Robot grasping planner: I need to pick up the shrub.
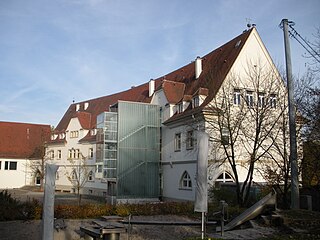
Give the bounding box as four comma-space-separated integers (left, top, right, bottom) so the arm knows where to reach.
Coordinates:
0, 190, 21, 221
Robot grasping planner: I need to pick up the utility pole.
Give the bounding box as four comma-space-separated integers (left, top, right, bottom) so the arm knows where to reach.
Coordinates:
281, 19, 299, 209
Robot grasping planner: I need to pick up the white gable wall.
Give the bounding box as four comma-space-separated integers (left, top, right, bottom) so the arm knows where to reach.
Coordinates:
205, 28, 287, 186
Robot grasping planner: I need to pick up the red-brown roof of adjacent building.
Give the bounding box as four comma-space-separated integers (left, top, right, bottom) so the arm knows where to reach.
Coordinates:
0, 122, 51, 159
54, 28, 253, 133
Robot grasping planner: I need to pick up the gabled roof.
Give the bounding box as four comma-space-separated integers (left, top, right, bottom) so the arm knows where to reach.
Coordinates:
0, 121, 51, 159
155, 28, 252, 106
54, 28, 254, 133
161, 80, 185, 104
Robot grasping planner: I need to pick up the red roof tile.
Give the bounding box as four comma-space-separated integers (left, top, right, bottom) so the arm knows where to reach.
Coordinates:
0, 122, 51, 159
161, 80, 185, 104
53, 28, 253, 133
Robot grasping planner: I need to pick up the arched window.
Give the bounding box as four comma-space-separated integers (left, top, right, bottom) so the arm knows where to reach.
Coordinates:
180, 171, 192, 189
88, 171, 94, 181
35, 171, 41, 185
216, 172, 234, 183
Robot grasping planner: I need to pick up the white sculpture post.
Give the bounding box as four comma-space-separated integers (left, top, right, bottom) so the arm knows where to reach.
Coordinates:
41, 164, 59, 240
194, 131, 209, 239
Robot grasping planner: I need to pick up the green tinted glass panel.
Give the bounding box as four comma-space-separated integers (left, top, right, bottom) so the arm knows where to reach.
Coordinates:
117, 101, 160, 199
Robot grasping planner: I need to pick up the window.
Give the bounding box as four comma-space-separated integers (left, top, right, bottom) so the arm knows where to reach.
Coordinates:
59, 133, 65, 139
233, 89, 241, 105
192, 96, 200, 108
4, 161, 17, 170
68, 149, 72, 159
186, 130, 194, 149
76, 149, 81, 159
90, 129, 97, 136
221, 128, 229, 145
270, 94, 277, 108
97, 165, 102, 173
57, 150, 61, 159
89, 148, 94, 158
88, 171, 94, 181
216, 172, 234, 183
35, 171, 41, 185
71, 170, 77, 180
246, 91, 254, 107
0, 161, 1, 170
50, 151, 54, 159
70, 130, 79, 138
180, 171, 192, 189
176, 103, 183, 113
174, 133, 181, 151
258, 92, 265, 107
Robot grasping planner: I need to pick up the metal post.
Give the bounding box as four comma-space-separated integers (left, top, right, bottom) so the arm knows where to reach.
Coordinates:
220, 200, 225, 237
281, 19, 299, 209
41, 164, 59, 240
201, 212, 205, 239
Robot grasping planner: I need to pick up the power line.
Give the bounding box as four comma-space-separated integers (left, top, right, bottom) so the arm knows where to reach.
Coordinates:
287, 24, 320, 64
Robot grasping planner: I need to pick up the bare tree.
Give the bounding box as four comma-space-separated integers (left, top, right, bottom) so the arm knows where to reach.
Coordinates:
205, 63, 287, 206
303, 27, 320, 75
27, 127, 53, 190
65, 152, 92, 205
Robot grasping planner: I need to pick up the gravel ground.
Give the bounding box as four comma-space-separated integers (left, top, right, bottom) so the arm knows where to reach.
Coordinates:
0, 216, 203, 240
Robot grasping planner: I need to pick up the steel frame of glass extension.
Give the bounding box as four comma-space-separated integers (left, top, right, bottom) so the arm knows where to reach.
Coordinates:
96, 101, 161, 200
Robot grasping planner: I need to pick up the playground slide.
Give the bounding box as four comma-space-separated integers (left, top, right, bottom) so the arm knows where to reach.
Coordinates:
217, 192, 276, 232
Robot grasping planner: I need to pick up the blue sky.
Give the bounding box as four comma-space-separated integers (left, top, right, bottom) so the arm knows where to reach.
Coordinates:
0, 0, 319, 127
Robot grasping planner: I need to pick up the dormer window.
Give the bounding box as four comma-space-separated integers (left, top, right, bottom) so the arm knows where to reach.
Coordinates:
192, 96, 200, 108
51, 134, 57, 140
177, 103, 183, 113
59, 133, 65, 139
90, 129, 97, 136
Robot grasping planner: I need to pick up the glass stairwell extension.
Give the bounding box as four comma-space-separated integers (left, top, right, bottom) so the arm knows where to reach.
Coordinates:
96, 101, 161, 201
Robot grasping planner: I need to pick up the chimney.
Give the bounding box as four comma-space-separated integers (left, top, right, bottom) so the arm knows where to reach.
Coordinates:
149, 79, 155, 97
195, 56, 202, 79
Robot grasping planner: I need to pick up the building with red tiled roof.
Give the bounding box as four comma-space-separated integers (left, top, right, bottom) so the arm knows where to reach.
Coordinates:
46, 27, 291, 203
0, 122, 51, 188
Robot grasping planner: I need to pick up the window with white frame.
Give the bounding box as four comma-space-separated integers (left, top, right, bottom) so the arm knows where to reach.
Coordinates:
192, 96, 200, 108
0, 161, 1, 170
180, 171, 192, 189
258, 92, 265, 107
246, 90, 254, 107
88, 171, 94, 181
76, 149, 81, 159
216, 172, 234, 183
174, 133, 181, 151
186, 130, 194, 149
4, 161, 17, 170
50, 150, 54, 159
177, 103, 183, 113
89, 148, 94, 158
68, 149, 72, 159
57, 150, 61, 159
72, 149, 76, 159
233, 89, 241, 105
270, 94, 277, 108
70, 130, 79, 138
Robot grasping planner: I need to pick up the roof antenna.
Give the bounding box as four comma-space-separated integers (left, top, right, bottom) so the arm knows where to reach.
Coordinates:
246, 18, 252, 28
